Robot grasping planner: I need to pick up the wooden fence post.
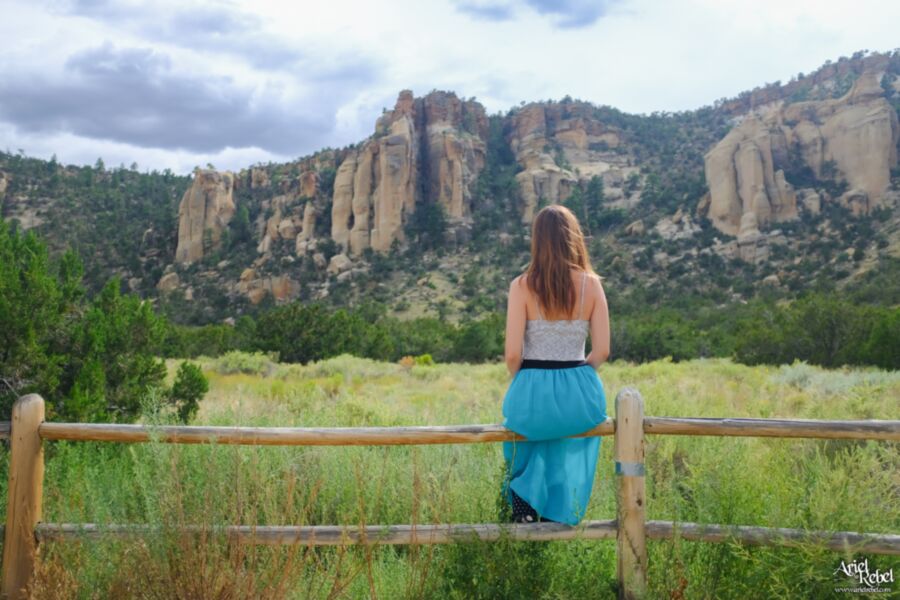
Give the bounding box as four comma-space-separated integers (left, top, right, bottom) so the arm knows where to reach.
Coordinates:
2, 394, 45, 600
615, 388, 647, 599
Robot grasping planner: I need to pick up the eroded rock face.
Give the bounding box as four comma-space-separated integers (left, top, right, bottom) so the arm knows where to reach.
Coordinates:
507, 101, 631, 222
175, 170, 236, 264
655, 209, 701, 240
703, 71, 899, 235
330, 90, 487, 254
0, 172, 8, 197
250, 168, 270, 189
299, 170, 317, 198
421, 92, 488, 219
236, 268, 299, 305
156, 272, 180, 292
255, 195, 317, 256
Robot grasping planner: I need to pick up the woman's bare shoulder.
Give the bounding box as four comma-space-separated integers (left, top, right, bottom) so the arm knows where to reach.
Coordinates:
509, 273, 527, 293
586, 272, 606, 294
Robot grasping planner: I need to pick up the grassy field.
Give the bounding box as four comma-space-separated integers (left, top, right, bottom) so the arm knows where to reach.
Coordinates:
3, 354, 899, 599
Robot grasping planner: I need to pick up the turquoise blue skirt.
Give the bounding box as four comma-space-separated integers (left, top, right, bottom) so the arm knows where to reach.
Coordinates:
502, 363, 607, 525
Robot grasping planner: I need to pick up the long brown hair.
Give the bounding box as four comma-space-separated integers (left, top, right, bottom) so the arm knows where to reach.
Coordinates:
525, 204, 596, 319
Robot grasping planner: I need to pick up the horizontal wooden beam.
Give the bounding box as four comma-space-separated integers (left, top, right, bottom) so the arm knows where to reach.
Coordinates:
33, 416, 900, 446
35, 520, 618, 545
31, 520, 900, 554
37, 420, 616, 446
646, 520, 900, 555
643, 417, 900, 441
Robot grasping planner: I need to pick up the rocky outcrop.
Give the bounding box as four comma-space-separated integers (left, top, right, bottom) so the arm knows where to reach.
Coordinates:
507, 101, 631, 222
299, 170, 317, 198
703, 71, 899, 235
624, 219, 645, 236
156, 271, 180, 292
330, 90, 487, 254
655, 208, 701, 240
250, 168, 270, 189
0, 172, 8, 197
421, 92, 488, 219
798, 188, 822, 214
256, 195, 317, 256
294, 203, 317, 255
175, 170, 236, 264
703, 115, 798, 235
327, 253, 352, 275
236, 268, 299, 305
706, 212, 788, 264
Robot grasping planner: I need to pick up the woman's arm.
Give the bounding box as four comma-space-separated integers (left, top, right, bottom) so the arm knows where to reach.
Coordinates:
504, 277, 526, 376
585, 276, 610, 369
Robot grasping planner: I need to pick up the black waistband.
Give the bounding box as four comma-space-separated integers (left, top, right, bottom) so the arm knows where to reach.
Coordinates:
520, 359, 587, 370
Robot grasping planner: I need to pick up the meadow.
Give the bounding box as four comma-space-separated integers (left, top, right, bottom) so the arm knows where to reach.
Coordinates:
3, 353, 899, 599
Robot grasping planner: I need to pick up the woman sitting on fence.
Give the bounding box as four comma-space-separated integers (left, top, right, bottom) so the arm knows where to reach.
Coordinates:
501, 204, 610, 525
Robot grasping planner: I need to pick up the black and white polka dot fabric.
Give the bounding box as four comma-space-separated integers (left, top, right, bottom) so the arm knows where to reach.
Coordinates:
510, 489, 539, 523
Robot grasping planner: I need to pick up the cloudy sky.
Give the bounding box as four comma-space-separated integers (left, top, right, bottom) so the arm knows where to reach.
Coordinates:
1, 0, 898, 174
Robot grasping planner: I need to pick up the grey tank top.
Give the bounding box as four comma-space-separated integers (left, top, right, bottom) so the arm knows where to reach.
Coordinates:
522, 272, 590, 361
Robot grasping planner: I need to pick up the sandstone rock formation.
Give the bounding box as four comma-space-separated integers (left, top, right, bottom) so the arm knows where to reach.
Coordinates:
250, 168, 270, 189
655, 209, 701, 241
156, 272, 180, 292
507, 101, 632, 222
797, 188, 822, 215
330, 90, 487, 254
236, 268, 299, 305
299, 170, 317, 198
703, 71, 899, 235
175, 170, 236, 264
256, 195, 318, 256
624, 220, 645, 236
421, 92, 488, 219
294, 203, 317, 255
327, 253, 352, 275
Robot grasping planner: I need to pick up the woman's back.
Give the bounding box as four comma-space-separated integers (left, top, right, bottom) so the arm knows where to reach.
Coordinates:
522, 271, 590, 362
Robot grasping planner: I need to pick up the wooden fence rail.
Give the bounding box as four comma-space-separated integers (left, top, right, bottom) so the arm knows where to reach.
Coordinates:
1, 390, 899, 599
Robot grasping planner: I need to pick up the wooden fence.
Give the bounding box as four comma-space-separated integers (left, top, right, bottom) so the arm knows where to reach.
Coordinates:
1, 389, 899, 599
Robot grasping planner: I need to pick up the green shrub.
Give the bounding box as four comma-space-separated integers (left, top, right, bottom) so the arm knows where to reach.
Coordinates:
212, 351, 277, 376
414, 354, 435, 366
167, 362, 209, 423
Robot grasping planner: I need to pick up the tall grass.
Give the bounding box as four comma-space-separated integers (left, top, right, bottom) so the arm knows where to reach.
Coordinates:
1, 354, 897, 598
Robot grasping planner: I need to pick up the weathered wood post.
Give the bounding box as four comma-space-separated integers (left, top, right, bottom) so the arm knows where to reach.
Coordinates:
2, 394, 45, 600
614, 388, 647, 599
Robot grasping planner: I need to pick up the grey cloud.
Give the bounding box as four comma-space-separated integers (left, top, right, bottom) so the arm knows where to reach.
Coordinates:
456, 0, 619, 28
62, 0, 308, 70
0, 43, 371, 155
523, 0, 617, 28
455, 1, 516, 21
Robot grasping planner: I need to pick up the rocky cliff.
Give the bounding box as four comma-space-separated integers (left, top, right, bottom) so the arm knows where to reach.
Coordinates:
8, 50, 898, 321
331, 90, 487, 254
507, 101, 633, 221
174, 169, 236, 264
702, 71, 900, 235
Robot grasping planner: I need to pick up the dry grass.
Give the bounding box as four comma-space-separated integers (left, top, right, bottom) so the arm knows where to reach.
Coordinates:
13, 355, 900, 598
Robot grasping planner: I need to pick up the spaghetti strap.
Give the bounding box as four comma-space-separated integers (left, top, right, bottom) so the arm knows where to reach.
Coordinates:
579, 272, 587, 319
